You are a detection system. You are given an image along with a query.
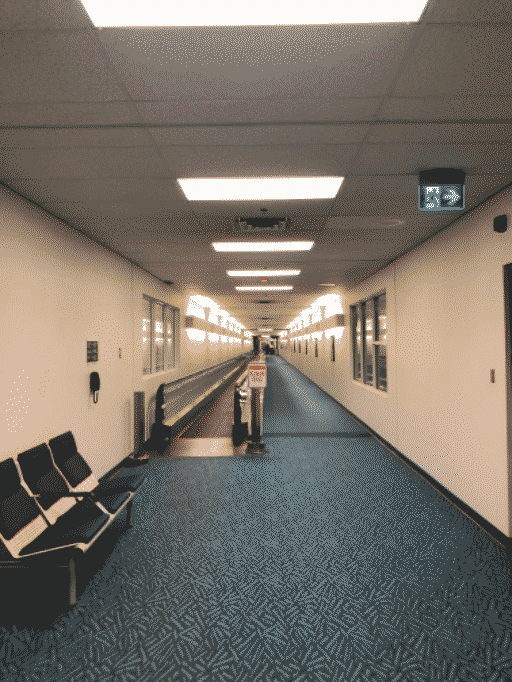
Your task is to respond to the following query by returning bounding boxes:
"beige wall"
[1,187,245,478]
[282,185,512,538]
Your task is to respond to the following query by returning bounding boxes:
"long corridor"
[2,356,512,682]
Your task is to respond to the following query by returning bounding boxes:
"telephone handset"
[90,372,100,403]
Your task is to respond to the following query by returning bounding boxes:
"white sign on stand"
[248,363,267,388]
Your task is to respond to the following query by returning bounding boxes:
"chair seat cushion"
[19,499,109,555]
[96,472,145,494]
[97,491,131,514]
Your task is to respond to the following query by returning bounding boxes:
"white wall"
[1,187,245,478]
[282,185,512,538]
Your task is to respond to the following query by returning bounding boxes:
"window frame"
[142,295,179,376]
[350,291,387,392]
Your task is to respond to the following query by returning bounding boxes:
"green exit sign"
[419,185,465,211]
[418,169,466,212]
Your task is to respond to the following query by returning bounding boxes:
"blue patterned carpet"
[1,356,512,681]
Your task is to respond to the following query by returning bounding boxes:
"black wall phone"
[89,372,100,403]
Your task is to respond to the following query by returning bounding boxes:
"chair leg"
[68,555,77,607]
[126,500,134,527]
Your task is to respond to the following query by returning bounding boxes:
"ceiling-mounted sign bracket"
[418,168,465,212]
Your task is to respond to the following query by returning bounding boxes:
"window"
[142,295,178,375]
[315,338,318,357]
[350,292,387,392]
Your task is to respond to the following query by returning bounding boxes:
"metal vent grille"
[235,217,288,233]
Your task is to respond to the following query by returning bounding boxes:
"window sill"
[142,368,178,380]
[352,380,389,397]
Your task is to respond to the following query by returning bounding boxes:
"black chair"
[0,456,112,557]
[48,431,146,498]
[0,450,143,606]
[0,457,114,606]
[18,443,133,516]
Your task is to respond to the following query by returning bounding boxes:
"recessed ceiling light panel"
[179,178,343,201]
[213,242,313,252]
[83,1,429,27]
[236,286,293,291]
[227,270,300,276]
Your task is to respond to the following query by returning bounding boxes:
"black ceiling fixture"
[235,217,288,234]
[255,300,276,304]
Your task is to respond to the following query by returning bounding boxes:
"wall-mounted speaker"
[494,215,508,233]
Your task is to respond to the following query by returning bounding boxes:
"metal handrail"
[147,352,252,432]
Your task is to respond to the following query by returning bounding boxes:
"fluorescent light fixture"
[213,242,313,252]
[178,177,343,201]
[227,270,301,276]
[82,1,429,27]
[236,286,293,291]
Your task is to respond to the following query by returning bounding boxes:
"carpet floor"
[1,356,512,681]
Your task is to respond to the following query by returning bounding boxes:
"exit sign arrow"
[442,188,461,205]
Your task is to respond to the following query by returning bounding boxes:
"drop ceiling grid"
[1,0,512,329]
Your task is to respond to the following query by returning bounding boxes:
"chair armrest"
[27,490,96,499]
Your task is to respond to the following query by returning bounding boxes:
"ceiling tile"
[2,0,94,30]
[158,143,359,176]
[338,261,392,287]
[367,123,512,145]
[0,30,124,102]
[4,178,184,203]
[380,97,512,121]
[135,98,379,125]
[330,175,418,214]
[0,102,139,127]
[2,147,170,179]
[352,143,512,176]
[315,233,401,260]
[43,200,193,224]
[190,198,334,216]
[392,25,512,98]
[424,0,512,22]
[99,24,415,101]
[149,124,368,146]
[0,127,155,149]
[324,216,412,230]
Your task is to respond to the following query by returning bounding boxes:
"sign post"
[247,362,268,453]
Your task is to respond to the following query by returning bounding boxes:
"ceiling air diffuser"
[235,217,288,234]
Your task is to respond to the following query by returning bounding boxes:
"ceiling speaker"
[494,215,508,233]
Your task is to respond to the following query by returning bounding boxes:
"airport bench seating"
[0,433,147,607]
[48,430,146,499]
